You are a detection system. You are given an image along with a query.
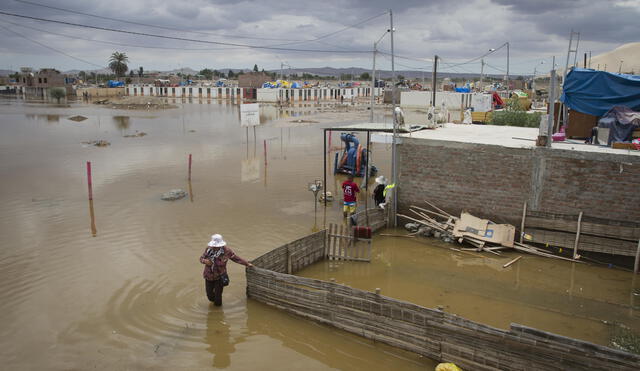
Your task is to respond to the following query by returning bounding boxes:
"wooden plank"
[503,256,522,268]
[526,211,640,242]
[520,201,527,244]
[330,224,337,260]
[635,240,640,274]
[525,227,639,256]
[325,224,331,258]
[423,200,455,218]
[338,224,344,261]
[573,211,583,259]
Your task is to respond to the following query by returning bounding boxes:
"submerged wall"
[246,227,640,370]
[397,138,640,255]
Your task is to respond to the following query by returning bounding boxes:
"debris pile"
[399,201,582,263]
[82,140,110,147]
[161,189,187,201]
[68,115,88,122]
[123,131,147,138]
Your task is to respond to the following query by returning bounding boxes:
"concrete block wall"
[398,138,640,227]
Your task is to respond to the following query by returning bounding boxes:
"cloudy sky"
[0,0,638,75]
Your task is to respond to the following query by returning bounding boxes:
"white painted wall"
[257,88,279,102]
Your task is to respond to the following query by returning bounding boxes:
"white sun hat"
[208,234,226,247]
[375,176,388,185]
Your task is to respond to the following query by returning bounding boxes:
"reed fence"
[246,209,640,370]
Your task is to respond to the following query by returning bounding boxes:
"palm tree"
[108,52,129,80]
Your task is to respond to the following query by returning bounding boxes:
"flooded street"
[0,98,434,370]
[1,97,638,369]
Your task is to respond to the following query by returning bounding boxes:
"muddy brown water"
[298,233,640,345]
[0,98,434,370]
[1,98,637,369]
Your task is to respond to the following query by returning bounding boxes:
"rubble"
[399,200,583,263]
[161,189,187,201]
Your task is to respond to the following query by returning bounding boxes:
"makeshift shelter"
[561,68,640,117]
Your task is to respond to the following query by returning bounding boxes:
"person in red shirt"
[199,234,253,306]
[341,174,360,217]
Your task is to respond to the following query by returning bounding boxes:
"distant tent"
[107,80,124,88]
[561,68,640,116]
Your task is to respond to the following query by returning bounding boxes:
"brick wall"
[398,138,640,226]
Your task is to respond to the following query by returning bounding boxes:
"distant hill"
[589,42,640,74]
[0,69,16,76]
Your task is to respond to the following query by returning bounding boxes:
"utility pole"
[506,42,510,98]
[280,62,283,81]
[390,8,398,227]
[583,53,587,68]
[370,42,376,122]
[431,55,438,106]
[479,58,485,93]
[619,60,624,74]
[546,57,557,148]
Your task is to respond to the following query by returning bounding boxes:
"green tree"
[199,68,214,80]
[49,87,65,104]
[253,64,259,72]
[108,51,129,79]
[138,66,143,77]
[228,70,235,78]
[359,72,370,80]
[129,70,134,77]
[397,74,405,81]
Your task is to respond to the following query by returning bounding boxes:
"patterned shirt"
[199,246,250,281]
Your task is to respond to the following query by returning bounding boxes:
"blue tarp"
[454,87,470,93]
[107,80,124,88]
[561,68,640,116]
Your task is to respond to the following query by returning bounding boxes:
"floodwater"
[298,231,640,347]
[0,97,436,370]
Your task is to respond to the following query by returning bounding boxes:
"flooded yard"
[297,230,640,349]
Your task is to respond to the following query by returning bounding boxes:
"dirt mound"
[96,96,177,110]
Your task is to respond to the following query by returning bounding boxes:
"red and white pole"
[188,154,192,180]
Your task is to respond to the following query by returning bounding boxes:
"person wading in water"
[199,234,253,306]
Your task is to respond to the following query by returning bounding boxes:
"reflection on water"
[112,115,131,130]
[88,198,97,237]
[24,113,60,123]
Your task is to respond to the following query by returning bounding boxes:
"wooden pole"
[634,239,640,274]
[86,161,93,201]
[263,140,267,166]
[573,211,583,259]
[520,201,527,244]
[503,256,522,268]
[188,154,192,181]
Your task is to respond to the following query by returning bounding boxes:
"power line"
[1,19,237,51]
[11,0,305,42]
[12,0,388,48]
[484,62,506,73]
[0,11,372,54]
[292,11,388,44]
[0,24,103,67]
[443,42,508,68]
